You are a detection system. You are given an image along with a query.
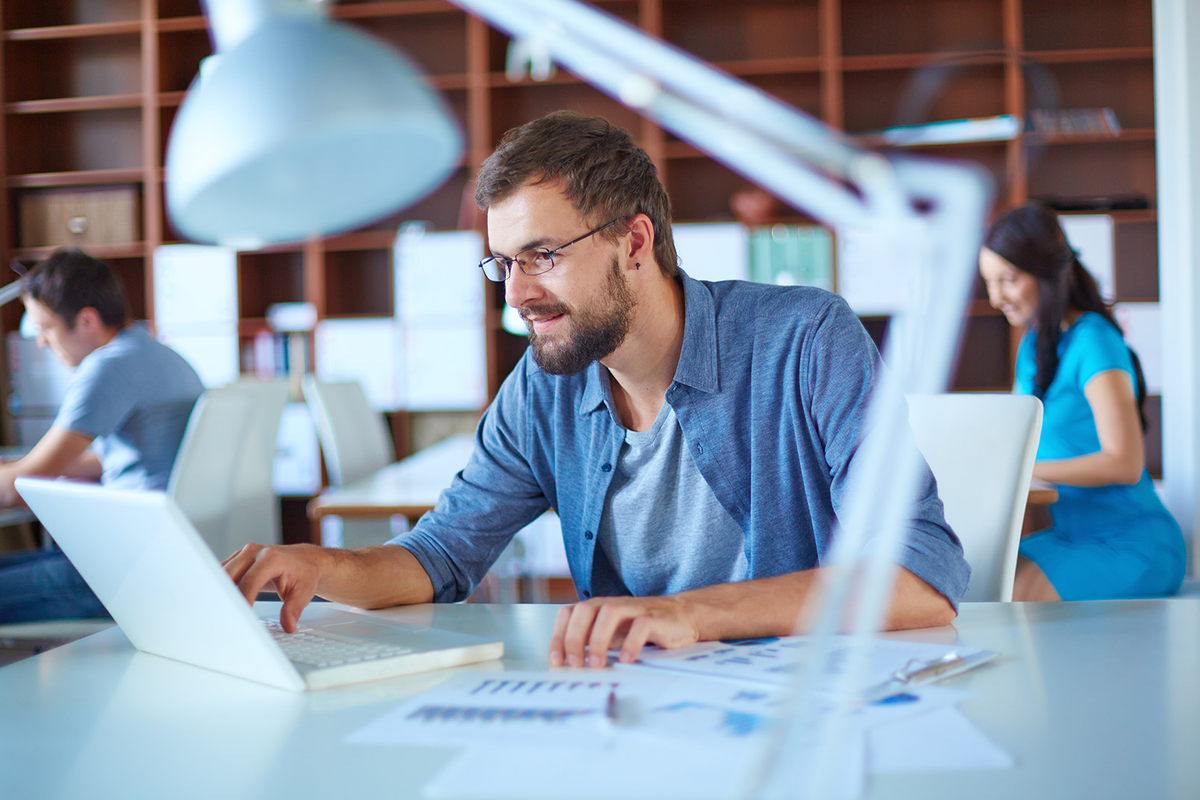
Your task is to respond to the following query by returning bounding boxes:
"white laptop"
[15,478,504,691]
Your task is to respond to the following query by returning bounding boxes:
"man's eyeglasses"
[479,218,623,282]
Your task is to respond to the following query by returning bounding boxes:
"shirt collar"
[577,270,719,417]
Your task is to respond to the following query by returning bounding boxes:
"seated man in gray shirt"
[225,112,971,668]
[0,250,204,622]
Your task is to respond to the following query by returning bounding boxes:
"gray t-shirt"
[54,325,204,490]
[593,402,748,597]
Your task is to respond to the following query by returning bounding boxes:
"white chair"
[302,377,396,548]
[167,387,256,560]
[906,393,1043,602]
[222,379,290,548]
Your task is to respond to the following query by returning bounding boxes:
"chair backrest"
[906,393,1043,602]
[167,386,256,559]
[302,377,395,487]
[222,379,290,549]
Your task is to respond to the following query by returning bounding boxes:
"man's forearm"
[311,544,436,608]
[676,565,956,641]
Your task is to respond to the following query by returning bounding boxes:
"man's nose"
[504,267,542,309]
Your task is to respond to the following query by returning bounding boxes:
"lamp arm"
[0,280,23,308]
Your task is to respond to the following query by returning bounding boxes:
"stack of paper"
[346,636,1013,799]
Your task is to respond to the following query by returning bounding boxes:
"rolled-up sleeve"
[388,355,550,603]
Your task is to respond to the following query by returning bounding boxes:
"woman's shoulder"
[1061,311,1134,380]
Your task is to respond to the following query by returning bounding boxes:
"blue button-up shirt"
[393,273,970,606]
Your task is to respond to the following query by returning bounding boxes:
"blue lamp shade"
[165,17,462,248]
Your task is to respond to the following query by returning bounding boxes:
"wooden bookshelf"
[0,0,1163,515]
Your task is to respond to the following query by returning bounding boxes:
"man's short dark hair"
[475,111,679,278]
[23,249,130,328]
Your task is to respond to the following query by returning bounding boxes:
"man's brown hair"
[475,111,679,278]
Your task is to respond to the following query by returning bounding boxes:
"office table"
[307,433,475,541]
[2,598,1199,800]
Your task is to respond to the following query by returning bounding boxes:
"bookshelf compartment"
[1022,0,1153,52]
[841,0,1003,57]
[952,313,1013,391]
[7,108,143,175]
[743,73,824,122]
[841,64,1005,134]
[490,84,643,148]
[238,251,305,318]
[108,255,147,321]
[157,0,204,19]
[324,248,394,318]
[1027,140,1157,205]
[662,0,819,63]
[158,29,213,94]
[4,36,141,102]
[2,0,140,29]
[485,4,640,73]
[350,12,469,78]
[1040,60,1156,131]
[665,159,751,223]
[1113,218,1158,301]
[359,165,473,233]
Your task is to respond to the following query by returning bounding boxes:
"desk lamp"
[166,1,992,797]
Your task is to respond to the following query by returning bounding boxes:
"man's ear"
[73,307,102,333]
[626,213,655,267]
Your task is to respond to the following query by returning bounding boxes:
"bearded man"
[225,111,970,667]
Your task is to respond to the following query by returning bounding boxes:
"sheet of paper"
[348,671,623,747]
[395,228,485,325]
[868,705,1014,773]
[402,324,487,410]
[1060,214,1115,302]
[153,244,238,326]
[673,222,750,282]
[1114,302,1162,394]
[272,402,321,496]
[625,635,988,696]
[314,317,403,411]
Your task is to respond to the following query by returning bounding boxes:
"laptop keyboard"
[262,619,412,668]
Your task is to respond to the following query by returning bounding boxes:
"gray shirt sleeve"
[54,357,135,439]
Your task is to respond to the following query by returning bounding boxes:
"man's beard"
[522,256,637,375]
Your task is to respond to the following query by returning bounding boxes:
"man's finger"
[560,601,602,668]
[586,603,635,668]
[548,604,575,667]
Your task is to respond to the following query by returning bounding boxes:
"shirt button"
[601,463,612,472]
[696,444,704,454]
[584,531,594,540]
[732,506,741,515]
[581,590,591,599]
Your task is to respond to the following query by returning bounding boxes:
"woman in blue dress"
[979,202,1185,601]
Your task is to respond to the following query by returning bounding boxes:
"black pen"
[605,687,619,725]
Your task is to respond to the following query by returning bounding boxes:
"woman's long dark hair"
[984,202,1148,430]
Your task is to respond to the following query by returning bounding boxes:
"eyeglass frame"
[478,217,624,282]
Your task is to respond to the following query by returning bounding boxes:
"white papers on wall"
[402,325,487,411]
[834,221,926,316]
[394,228,487,410]
[314,318,403,411]
[1114,302,1163,394]
[6,332,73,410]
[273,402,322,496]
[1060,214,1116,302]
[672,223,750,282]
[154,244,239,387]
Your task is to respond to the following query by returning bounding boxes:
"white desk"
[3,599,1199,799]
[307,433,476,538]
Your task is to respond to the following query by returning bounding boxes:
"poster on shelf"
[1059,215,1115,303]
[314,318,403,411]
[672,222,749,282]
[402,324,487,411]
[157,328,241,388]
[395,228,485,325]
[1113,302,1162,395]
[154,245,240,386]
[834,222,924,316]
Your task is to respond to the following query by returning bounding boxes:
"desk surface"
[308,433,475,521]
[3,598,1199,800]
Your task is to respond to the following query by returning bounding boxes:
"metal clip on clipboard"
[861,649,1000,704]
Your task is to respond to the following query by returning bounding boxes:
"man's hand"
[222,543,329,633]
[548,595,701,668]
